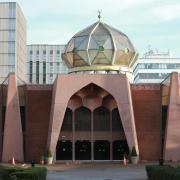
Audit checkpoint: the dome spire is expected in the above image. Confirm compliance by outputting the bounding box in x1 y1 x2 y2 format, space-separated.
98 10 102 21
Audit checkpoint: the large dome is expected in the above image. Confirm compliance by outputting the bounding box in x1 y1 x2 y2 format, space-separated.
62 21 138 74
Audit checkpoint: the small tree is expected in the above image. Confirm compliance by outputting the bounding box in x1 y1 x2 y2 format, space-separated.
46 148 52 158
131 146 137 157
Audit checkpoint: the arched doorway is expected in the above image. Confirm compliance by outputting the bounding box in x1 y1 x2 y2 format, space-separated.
56 84 130 161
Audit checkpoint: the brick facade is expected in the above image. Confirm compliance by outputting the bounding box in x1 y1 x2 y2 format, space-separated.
25 86 52 162
131 84 161 160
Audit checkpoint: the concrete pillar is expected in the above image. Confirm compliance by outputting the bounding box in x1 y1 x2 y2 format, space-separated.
164 72 180 161
2 73 24 162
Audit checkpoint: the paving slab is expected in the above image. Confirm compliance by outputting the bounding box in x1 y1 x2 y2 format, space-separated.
47 163 147 180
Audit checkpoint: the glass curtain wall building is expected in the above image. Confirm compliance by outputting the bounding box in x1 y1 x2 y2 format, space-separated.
133 49 180 83
27 45 68 84
0 2 26 83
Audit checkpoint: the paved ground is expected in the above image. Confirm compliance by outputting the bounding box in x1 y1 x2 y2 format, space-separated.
47 163 147 180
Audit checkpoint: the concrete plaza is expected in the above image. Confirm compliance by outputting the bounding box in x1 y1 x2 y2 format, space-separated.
47 163 147 180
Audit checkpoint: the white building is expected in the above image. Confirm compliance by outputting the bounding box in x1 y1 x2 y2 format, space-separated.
133 49 180 83
27 45 68 84
0 2 26 83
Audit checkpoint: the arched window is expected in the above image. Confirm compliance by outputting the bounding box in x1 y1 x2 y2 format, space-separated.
112 108 123 131
93 106 110 131
61 108 72 131
75 106 91 131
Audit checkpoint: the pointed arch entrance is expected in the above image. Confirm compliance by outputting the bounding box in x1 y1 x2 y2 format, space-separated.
55 83 130 161
47 74 138 161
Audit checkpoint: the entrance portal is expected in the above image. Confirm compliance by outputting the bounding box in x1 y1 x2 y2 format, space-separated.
94 140 110 160
57 84 130 161
113 140 129 160
56 141 72 160
75 140 91 160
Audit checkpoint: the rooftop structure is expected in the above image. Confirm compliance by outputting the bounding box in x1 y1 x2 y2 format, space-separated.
133 48 180 83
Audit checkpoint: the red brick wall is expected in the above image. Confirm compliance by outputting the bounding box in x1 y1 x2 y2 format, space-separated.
131 84 161 161
25 87 52 162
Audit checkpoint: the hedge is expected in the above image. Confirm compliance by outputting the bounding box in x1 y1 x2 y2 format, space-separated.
0 165 47 180
146 165 180 180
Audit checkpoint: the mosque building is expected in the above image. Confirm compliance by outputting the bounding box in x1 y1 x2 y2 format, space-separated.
0 17 179 163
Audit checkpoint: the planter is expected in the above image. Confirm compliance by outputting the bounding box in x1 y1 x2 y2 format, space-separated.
131 156 138 164
46 157 53 165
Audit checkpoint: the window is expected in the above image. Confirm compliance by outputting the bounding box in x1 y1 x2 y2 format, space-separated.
9 3 16 18
167 64 175 69
29 61 33 83
8 54 15 65
36 50 39 55
8 42 15 53
75 107 91 131
8 31 15 41
36 61 39 83
138 73 169 79
43 74 46 84
29 50 33 55
94 107 110 131
9 19 15 30
43 61 46 84
57 50 60 54
43 50 46 55
29 61 33 73
50 50 53 55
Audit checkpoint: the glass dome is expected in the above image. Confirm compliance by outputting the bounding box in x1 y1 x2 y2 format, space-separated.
62 21 138 73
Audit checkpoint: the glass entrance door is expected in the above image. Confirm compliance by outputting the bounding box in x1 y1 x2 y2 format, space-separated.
56 140 72 160
94 140 110 160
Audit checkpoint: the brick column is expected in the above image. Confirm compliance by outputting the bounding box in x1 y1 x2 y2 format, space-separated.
2 73 24 162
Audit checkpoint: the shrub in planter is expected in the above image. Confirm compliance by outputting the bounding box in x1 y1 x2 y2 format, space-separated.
0 165 23 180
146 165 180 180
131 146 138 164
46 148 53 165
11 167 47 180
0 165 47 180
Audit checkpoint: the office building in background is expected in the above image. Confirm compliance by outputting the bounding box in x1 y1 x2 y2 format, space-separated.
27 45 68 84
134 49 180 83
0 2 26 83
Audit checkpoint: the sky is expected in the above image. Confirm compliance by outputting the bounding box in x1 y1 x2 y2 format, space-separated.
3 0 180 57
